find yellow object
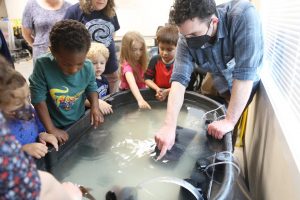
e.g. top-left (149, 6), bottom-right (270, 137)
top-left (235, 108), bottom-right (249, 147)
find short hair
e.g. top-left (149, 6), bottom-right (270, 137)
top-left (49, 19), bottom-right (91, 54)
top-left (87, 42), bottom-right (110, 61)
top-left (169, 0), bottom-right (216, 25)
top-left (156, 25), bottom-right (179, 46)
top-left (79, 0), bottom-right (116, 17)
top-left (0, 56), bottom-right (26, 106)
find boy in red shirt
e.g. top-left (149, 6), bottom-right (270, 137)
top-left (144, 25), bottom-right (179, 101)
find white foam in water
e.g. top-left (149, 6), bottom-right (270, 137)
top-left (53, 102), bottom-right (207, 199)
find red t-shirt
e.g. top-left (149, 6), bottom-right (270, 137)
top-left (144, 55), bottom-right (174, 88)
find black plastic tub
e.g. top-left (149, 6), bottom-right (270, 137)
top-left (37, 89), bottom-right (239, 200)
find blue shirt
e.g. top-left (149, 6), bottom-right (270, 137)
top-left (171, 0), bottom-right (263, 95)
top-left (96, 76), bottom-right (110, 99)
top-left (6, 108), bottom-right (45, 145)
top-left (64, 3), bottom-right (120, 74)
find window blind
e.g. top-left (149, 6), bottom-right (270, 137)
top-left (261, 0), bottom-right (300, 122)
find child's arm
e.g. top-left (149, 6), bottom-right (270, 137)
top-left (98, 99), bottom-right (113, 115)
top-left (22, 143), bottom-right (48, 159)
top-left (85, 98), bottom-right (113, 115)
top-left (125, 72), bottom-right (151, 109)
top-left (145, 79), bottom-right (161, 93)
top-left (87, 92), bottom-right (104, 128)
top-left (145, 79), bottom-right (164, 101)
top-left (34, 101), bottom-right (69, 144)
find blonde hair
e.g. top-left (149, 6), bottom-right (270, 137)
top-left (87, 42), bottom-right (110, 61)
top-left (119, 31), bottom-right (148, 82)
top-left (79, 0), bottom-right (116, 17)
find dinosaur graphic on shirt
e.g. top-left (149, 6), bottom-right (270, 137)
top-left (50, 87), bottom-right (84, 111)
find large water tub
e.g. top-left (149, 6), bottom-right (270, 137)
top-left (39, 89), bottom-right (239, 200)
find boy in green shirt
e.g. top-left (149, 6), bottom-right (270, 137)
top-left (30, 20), bottom-right (103, 144)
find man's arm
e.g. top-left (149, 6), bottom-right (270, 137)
top-left (207, 79), bottom-right (253, 139)
top-left (155, 81), bottom-right (186, 159)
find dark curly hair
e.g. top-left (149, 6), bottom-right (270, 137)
top-left (49, 19), bottom-right (91, 54)
top-left (169, 0), bottom-right (216, 25)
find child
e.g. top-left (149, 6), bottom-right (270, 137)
top-left (29, 19), bottom-right (103, 144)
top-left (119, 31), bottom-right (151, 109)
top-left (145, 25), bottom-right (179, 101)
top-left (64, 0), bottom-right (120, 94)
top-left (0, 57), bottom-right (58, 159)
top-left (0, 55), bottom-right (82, 199)
top-left (86, 42), bottom-right (113, 115)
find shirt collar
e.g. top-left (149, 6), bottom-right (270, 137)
top-left (215, 9), bottom-right (228, 40)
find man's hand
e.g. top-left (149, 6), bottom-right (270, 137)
top-left (154, 125), bottom-right (176, 160)
top-left (207, 118), bottom-right (235, 139)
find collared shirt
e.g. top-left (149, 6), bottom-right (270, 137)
top-left (171, 0), bottom-right (263, 95)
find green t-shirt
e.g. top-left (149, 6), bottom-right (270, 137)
top-left (29, 53), bottom-right (97, 128)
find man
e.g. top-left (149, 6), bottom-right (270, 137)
top-left (155, 0), bottom-right (263, 159)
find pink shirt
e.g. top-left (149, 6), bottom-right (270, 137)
top-left (119, 61), bottom-right (146, 90)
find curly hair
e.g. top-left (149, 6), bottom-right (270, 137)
top-left (79, 0), bottom-right (116, 17)
top-left (49, 19), bottom-right (91, 54)
top-left (156, 25), bottom-right (179, 46)
top-left (87, 42), bottom-right (110, 61)
top-left (0, 56), bottom-right (27, 106)
top-left (169, 0), bottom-right (216, 25)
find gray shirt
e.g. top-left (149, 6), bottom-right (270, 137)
top-left (22, 0), bottom-right (71, 61)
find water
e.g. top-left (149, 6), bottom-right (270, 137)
top-left (52, 102), bottom-right (213, 199)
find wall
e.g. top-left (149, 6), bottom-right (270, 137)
top-left (2, 0), bottom-right (230, 37)
top-left (244, 84), bottom-right (300, 200)
top-left (0, 0), bottom-right (7, 18)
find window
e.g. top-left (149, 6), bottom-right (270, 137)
top-left (261, 0), bottom-right (300, 124)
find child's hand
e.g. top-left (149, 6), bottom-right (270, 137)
top-left (138, 99), bottom-right (151, 109)
top-left (90, 107), bottom-right (104, 128)
top-left (22, 143), bottom-right (48, 159)
top-left (48, 128), bottom-right (69, 144)
top-left (160, 89), bottom-right (169, 101)
top-left (39, 132), bottom-right (59, 151)
top-left (155, 89), bottom-right (169, 101)
top-left (155, 88), bottom-right (164, 101)
top-left (99, 99), bottom-right (113, 115)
